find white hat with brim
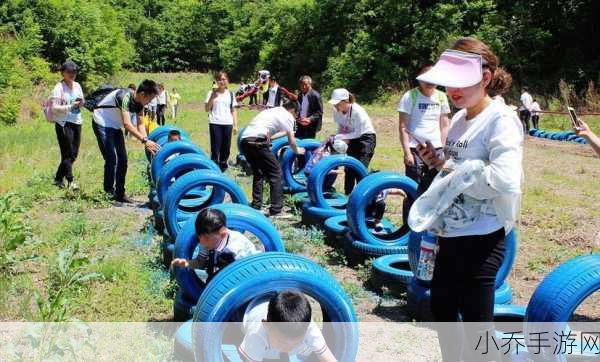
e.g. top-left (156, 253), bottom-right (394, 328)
top-left (328, 88), bottom-right (350, 105)
top-left (416, 49), bottom-right (484, 88)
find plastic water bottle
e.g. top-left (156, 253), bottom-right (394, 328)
top-left (416, 233), bottom-right (437, 281)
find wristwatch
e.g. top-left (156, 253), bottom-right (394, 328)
top-left (141, 137), bottom-right (148, 144)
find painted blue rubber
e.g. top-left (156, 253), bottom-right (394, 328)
top-left (155, 133), bottom-right (191, 147)
top-left (525, 254), bottom-right (600, 322)
top-left (150, 141), bottom-right (206, 183)
top-left (347, 172), bottom-right (418, 246)
top-left (528, 129), bottom-right (538, 136)
top-left (191, 252), bottom-right (358, 362)
top-left (281, 139), bottom-right (322, 193)
top-left (174, 203), bottom-right (285, 303)
top-left (493, 304), bottom-right (526, 322)
top-left (407, 277), bottom-right (514, 321)
top-left (164, 170), bottom-right (247, 240)
top-left (307, 155), bottom-right (368, 209)
top-left (372, 254), bottom-right (414, 286)
top-left (292, 191), bottom-right (347, 209)
top-left (301, 202), bottom-right (345, 226)
top-left (156, 154), bottom-right (220, 206)
top-left (270, 137), bottom-right (289, 159)
top-left (344, 234), bottom-right (410, 266)
top-left (174, 289), bottom-right (195, 322)
top-left (148, 125), bottom-right (190, 142)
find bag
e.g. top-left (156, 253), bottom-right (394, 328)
top-left (83, 85), bottom-right (118, 112)
top-left (42, 82), bottom-right (65, 123)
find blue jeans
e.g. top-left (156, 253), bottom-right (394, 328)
top-left (92, 122), bottom-right (128, 197)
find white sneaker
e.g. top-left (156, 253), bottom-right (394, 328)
top-left (67, 181), bottom-right (79, 191)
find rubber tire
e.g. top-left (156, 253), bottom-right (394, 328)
top-left (525, 254), bottom-right (600, 322)
top-left (343, 234), bottom-right (410, 267)
top-left (270, 137), bottom-right (289, 159)
top-left (191, 252), bottom-right (358, 362)
top-left (174, 203), bottom-right (286, 303)
top-left (292, 191), bottom-right (347, 210)
top-left (173, 320), bottom-right (194, 361)
top-left (164, 170), bottom-right (247, 240)
top-left (150, 141), bottom-right (206, 183)
top-left (307, 154), bottom-right (368, 209)
top-left (324, 215), bottom-right (349, 247)
top-left (301, 202), bottom-right (345, 227)
top-left (493, 304), bottom-right (526, 322)
top-left (347, 172), bottom-right (418, 246)
top-left (155, 133), bottom-right (191, 148)
top-left (156, 154), bottom-right (220, 207)
top-left (281, 139), bottom-right (322, 193)
top-left (371, 254), bottom-right (413, 294)
top-left (406, 277), bottom-right (514, 321)
top-left (148, 125), bottom-right (190, 142)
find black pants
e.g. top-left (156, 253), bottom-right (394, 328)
top-left (431, 228), bottom-right (505, 361)
top-left (345, 133), bottom-right (376, 195)
top-left (209, 124), bottom-right (233, 171)
top-left (249, 93), bottom-right (257, 105)
top-left (240, 138), bottom-right (283, 213)
top-left (295, 124), bottom-right (318, 140)
top-left (92, 122), bottom-right (128, 197)
top-left (519, 109), bottom-right (531, 131)
top-left (531, 115), bottom-right (539, 129)
top-left (157, 104), bottom-right (166, 125)
top-left (403, 147), bottom-right (440, 223)
top-left (54, 122), bottom-right (81, 183)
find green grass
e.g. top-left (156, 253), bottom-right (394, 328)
top-left (1, 71), bottom-right (598, 322)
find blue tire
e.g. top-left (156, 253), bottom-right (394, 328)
top-left (174, 204), bottom-right (285, 303)
top-left (270, 137), bottom-right (289, 159)
top-left (292, 191), bottom-right (347, 210)
top-left (525, 254), bottom-right (600, 322)
top-left (174, 289), bottom-right (195, 322)
top-left (155, 133), bottom-right (191, 148)
top-left (148, 125), bottom-right (190, 142)
top-left (528, 129), bottom-right (538, 136)
top-left (308, 155), bottom-right (369, 209)
top-left (493, 304), bottom-right (526, 322)
top-left (164, 170), bottom-right (247, 240)
top-left (372, 254), bottom-right (413, 288)
top-left (281, 139), bottom-right (322, 193)
top-left (301, 202), bottom-right (345, 226)
top-left (347, 172), bottom-right (418, 246)
top-left (156, 154), bottom-right (220, 207)
top-left (343, 234), bottom-right (409, 266)
top-left (191, 252), bottom-right (358, 362)
top-left (324, 215), bottom-right (398, 248)
top-left (150, 141), bottom-right (206, 184)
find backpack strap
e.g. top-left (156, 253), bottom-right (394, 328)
top-left (229, 90), bottom-right (234, 112)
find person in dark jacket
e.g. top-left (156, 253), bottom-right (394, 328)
top-left (263, 77), bottom-right (294, 108)
top-left (287, 75), bottom-right (323, 139)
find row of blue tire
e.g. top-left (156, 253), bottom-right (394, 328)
top-left (528, 128), bottom-right (588, 144)
top-left (144, 126), bottom-right (360, 361)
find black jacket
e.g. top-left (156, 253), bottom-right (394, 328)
top-left (296, 88), bottom-right (323, 135)
top-left (262, 86), bottom-right (285, 107)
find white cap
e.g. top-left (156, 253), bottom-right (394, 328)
top-left (328, 88), bottom-right (350, 105)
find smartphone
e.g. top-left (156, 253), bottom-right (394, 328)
top-left (567, 107), bottom-right (581, 128)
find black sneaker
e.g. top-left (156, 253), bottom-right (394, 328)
top-left (113, 194), bottom-right (135, 204)
top-left (53, 179), bottom-right (65, 188)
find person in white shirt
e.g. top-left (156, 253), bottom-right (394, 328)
top-left (415, 37), bottom-right (522, 361)
top-left (398, 65), bottom-right (451, 187)
top-left (50, 61), bottom-right (85, 190)
top-left (530, 98), bottom-right (541, 129)
top-left (147, 94), bottom-right (158, 121)
top-left (91, 80), bottom-right (160, 203)
top-left (156, 84), bottom-right (168, 126)
top-left (519, 87), bottom-right (533, 131)
top-left (205, 71), bottom-right (238, 171)
top-left (263, 77), bottom-right (285, 108)
top-left (240, 101), bottom-right (304, 216)
top-left (329, 88), bottom-right (376, 194)
top-left (238, 290), bottom-right (337, 362)
top-left (171, 208), bottom-right (258, 282)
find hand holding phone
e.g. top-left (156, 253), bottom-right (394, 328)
top-left (568, 107), bottom-right (582, 128)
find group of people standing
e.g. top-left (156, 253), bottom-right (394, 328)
top-left (144, 85), bottom-right (181, 125)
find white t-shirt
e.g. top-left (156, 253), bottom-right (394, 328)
top-left (520, 92), bottom-right (533, 111)
top-left (242, 107), bottom-right (295, 139)
top-left (188, 230), bottom-right (259, 270)
top-left (443, 100), bottom-right (523, 237)
top-left (493, 95), bottom-right (505, 104)
top-left (239, 297), bottom-right (328, 361)
top-left (530, 101), bottom-right (541, 116)
top-left (149, 97), bottom-right (158, 108)
top-left (267, 86), bottom-right (278, 107)
top-left (51, 81), bottom-right (84, 126)
top-left (204, 90), bottom-right (237, 125)
top-left (158, 90), bottom-right (167, 105)
top-left (333, 103), bottom-right (376, 140)
top-left (92, 89), bottom-right (137, 130)
top-left (397, 89), bottom-right (450, 148)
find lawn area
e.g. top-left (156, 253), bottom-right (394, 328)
top-left (0, 72), bottom-right (598, 323)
